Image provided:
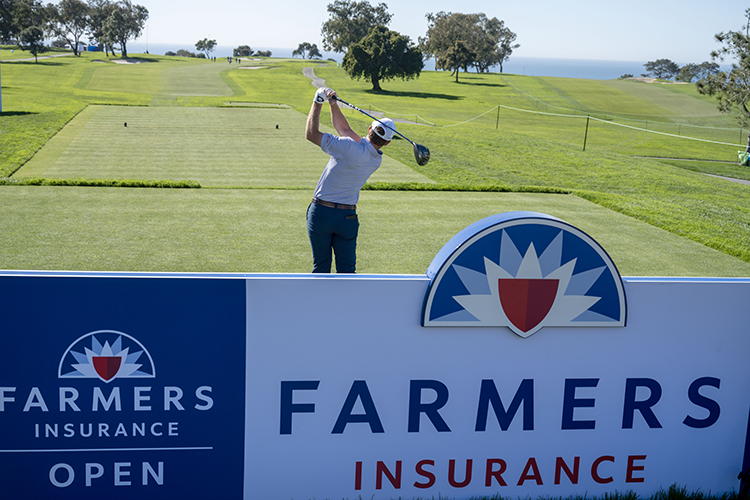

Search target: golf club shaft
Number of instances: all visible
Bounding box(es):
[333,96,416,146]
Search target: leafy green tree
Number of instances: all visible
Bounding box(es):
[443,40,476,82]
[88,0,117,55]
[697,61,720,79]
[1,0,15,42]
[321,0,391,54]
[293,42,323,59]
[420,11,518,75]
[308,43,322,59]
[697,25,750,152]
[234,45,253,57]
[643,58,680,80]
[195,38,216,59]
[494,23,520,73]
[175,49,198,57]
[342,25,422,91]
[676,62,719,83]
[255,50,271,57]
[53,0,90,56]
[5,0,53,44]
[677,63,700,82]
[101,0,147,58]
[19,24,47,61]
[292,41,312,58]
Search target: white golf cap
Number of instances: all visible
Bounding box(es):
[371,118,396,141]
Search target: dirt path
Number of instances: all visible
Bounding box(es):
[705,173,750,186]
[5,52,73,62]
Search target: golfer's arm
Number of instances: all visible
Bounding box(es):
[330,100,361,141]
[305,103,324,146]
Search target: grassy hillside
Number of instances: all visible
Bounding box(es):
[1,49,749,274]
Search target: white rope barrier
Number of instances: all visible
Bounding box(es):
[354,100,744,148]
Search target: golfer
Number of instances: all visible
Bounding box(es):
[305,87,395,273]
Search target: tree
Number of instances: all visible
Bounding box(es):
[443,40,475,82]
[195,38,216,59]
[255,50,271,57]
[88,0,117,55]
[101,0,147,58]
[308,43,322,59]
[677,63,700,82]
[321,0,391,54]
[234,45,253,57]
[1,0,15,43]
[292,41,312,58]
[175,49,198,57]
[494,24,520,73]
[293,42,323,59]
[53,0,90,56]
[420,11,518,75]
[643,58,680,80]
[676,62,719,83]
[697,24,750,152]
[19,24,47,61]
[698,61,720,79]
[342,25,422,91]
[5,0,54,44]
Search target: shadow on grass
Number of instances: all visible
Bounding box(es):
[455,80,507,88]
[451,75,508,88]
[0,111,37,116]
[3,60,66,66]
[365,89,462,100]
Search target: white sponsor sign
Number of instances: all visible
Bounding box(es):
[244,275,750,499]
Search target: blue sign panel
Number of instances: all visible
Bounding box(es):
[0,276,246,499]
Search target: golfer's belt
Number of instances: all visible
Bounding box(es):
[312,198,356,210]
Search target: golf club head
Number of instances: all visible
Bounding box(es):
[414,143,430,166]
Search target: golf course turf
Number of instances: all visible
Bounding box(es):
[0,48,749,276]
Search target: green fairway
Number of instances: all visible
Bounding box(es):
[2,186,748,276]
[83,57,235,96]
[15,105,430,187]
[1,53,749,276]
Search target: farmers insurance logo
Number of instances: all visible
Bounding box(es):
[422,212,626,337]
[58,330,156,383]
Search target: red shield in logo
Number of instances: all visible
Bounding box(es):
[93,356,122,381]
[498,278,559,334]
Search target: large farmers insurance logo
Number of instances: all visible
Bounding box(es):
[58,330,156,383]
[422,212,626,337]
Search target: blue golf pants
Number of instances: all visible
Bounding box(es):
[306,202,359,273]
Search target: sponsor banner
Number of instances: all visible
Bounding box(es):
[244,275,750,499]
[0,276,246,500]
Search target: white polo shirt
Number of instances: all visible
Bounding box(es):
[312,133,383,206]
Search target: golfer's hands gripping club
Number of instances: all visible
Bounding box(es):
[314,87,336,104]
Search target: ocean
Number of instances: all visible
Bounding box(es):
[126,42,704,81]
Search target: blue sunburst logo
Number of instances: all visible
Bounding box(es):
[58,330,156,383]
[422,212,627,338]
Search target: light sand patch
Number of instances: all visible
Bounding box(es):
[239,66,278,70]
[625,77,688,84]
[111,58,147,64]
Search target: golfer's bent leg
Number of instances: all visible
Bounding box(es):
[306,203,334,273]
[332,211,359,273]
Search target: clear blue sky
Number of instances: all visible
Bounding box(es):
[137,0,748,63]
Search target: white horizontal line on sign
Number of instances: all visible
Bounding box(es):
[0,447,213,453]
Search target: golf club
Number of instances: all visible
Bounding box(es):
[332,96,430,166]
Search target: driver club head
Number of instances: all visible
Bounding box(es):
[413,143,430,166]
